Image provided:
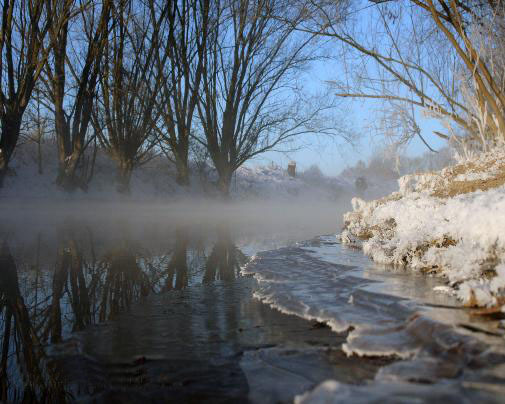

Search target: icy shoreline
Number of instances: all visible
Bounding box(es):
[242,237,505,403]
[340,148,505,309]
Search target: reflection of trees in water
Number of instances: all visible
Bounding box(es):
[0,242,66,402]
[161,226,249,290]
[35,236,151,342]
[164,227,189,291]
[0,226,248,401]
[97,243,150,321]
[203,227,247,284]
[0,233,154,402]
[44,238,92,343]
[156,226,248,290]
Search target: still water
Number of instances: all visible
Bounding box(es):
[1,201,504,403]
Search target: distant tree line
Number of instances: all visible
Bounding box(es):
[0,0,344,195]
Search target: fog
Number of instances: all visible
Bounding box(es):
[0,197,351,253]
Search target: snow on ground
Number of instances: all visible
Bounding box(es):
[340,147,505,309]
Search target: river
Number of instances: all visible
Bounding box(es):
[0,201,504,402]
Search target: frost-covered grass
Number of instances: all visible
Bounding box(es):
[341,147,505,309]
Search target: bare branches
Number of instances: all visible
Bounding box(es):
[150,0,211,186]
[0,0,54,186]
[92,0,164,193]
[196,0,336,195]
[421,0,505,139]
[295,0,505,150]
[44,0,113,191]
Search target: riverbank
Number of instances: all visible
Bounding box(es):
[340,147,505,310]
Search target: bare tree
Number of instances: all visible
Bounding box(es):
[0,0,53,187]
[43,0,112,191]
[197,0,339,195]
[92,0,165,193]
[295,0,505,149]
[150,0,210,186]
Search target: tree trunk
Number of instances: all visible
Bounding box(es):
[175,158,190,186]
[0,159,7,189]
[217,169,232,197]
[0,115,23,188]
[56,153,77,190]
[116,160,134,194]
[55,151,89,192]
[174,135,190,186]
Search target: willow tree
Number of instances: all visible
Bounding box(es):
[0,0,52,187]
[92,0,164,193]
[150,0,210,186]
[197,0,329,195]
[43,0,112,191]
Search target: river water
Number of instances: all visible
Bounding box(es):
[1,201,504,403]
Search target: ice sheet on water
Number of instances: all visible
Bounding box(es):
[242,238,431,336]
[240,347,336,404]
[242,237,505,402]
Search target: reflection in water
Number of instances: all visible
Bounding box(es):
[203,227,248,284]
[0,224,251,402]
[0,242,66,402]
[2,204,504,402]
[164,227,189,291]
[49,237,89,342]
[98,242,150,321]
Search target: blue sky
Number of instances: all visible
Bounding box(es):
[248,58,448,176]
[243,0,466,177]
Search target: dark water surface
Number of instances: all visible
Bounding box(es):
[1,202,504,403]
[0,202,388,403]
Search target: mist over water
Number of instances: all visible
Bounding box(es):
[0,198,349,250]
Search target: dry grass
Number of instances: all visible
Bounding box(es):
[432,159,505,198]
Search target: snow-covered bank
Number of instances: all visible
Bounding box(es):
[341,148,505,309]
